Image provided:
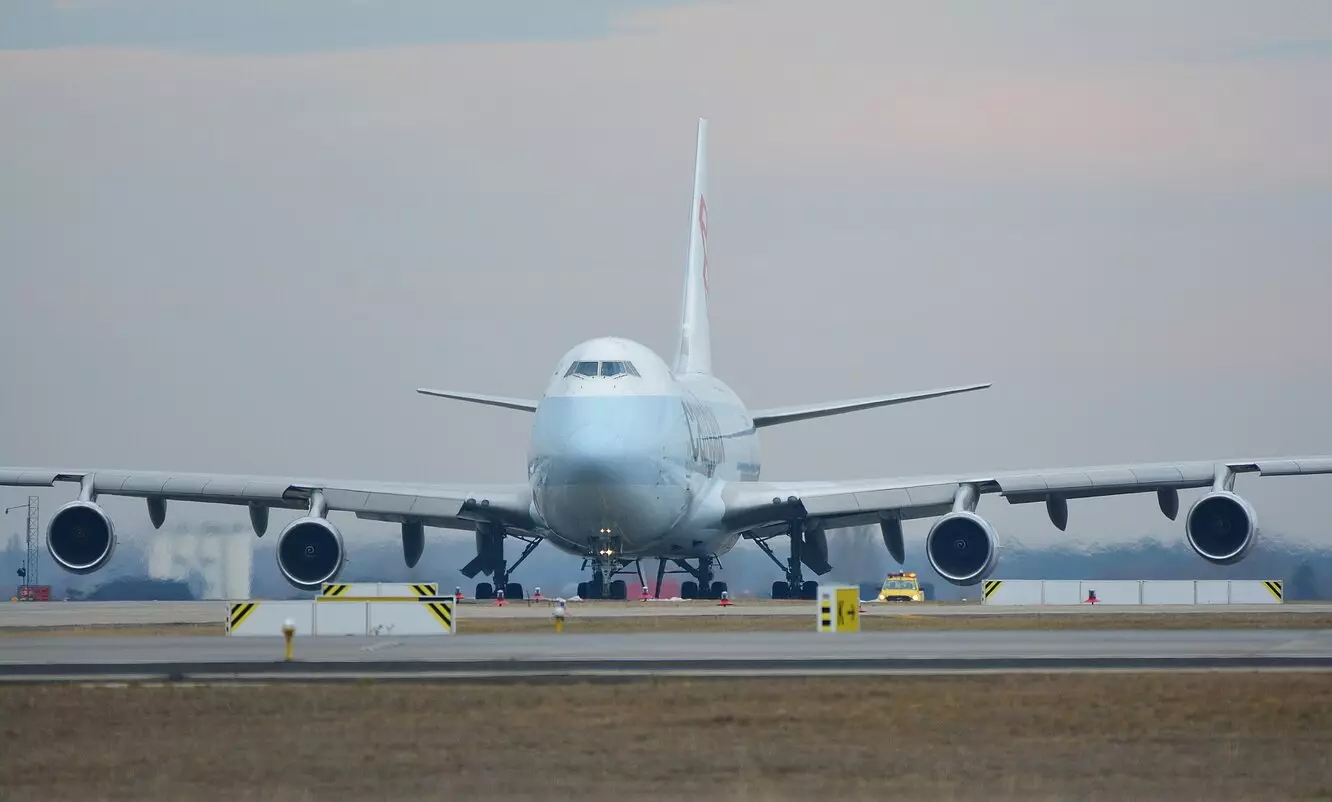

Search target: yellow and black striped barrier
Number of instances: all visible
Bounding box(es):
[227,601,258,632]
[226,596,456,635]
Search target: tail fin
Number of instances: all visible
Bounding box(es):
[674,117,712,375]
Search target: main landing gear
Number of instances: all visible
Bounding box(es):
[750,519,831,600]
[460,523,542,601]
[653,555,729,600]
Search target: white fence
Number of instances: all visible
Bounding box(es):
[226,597,457,635]
[981,579,1284,605]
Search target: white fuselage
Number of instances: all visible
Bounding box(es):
[526,337,759,560]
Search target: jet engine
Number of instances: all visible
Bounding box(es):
[275,516,345,590]
[1184,491,1257,565]
[925,511,999,585]
[47,500,117,574]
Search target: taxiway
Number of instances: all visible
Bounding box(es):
[1,628,1330,682]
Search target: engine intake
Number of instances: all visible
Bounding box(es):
[925,511,999,585]
[47,501,117,574]
[1185,491,1256,565]
[276,517,345,590]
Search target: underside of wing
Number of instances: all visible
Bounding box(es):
[0,466,535,593]
[720,455,1332,588]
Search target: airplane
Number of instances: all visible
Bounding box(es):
[4,117,1332,602]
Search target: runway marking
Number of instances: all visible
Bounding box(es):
[360,641,403,652]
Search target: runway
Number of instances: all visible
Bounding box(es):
[2,628,1330,682]
[3,599,1330,628]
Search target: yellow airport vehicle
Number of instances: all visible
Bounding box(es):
[877,571,925,602]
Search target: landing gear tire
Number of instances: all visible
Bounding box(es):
[476,582,494,600]
[681,580,698,600]
[801,580,818,600]
[504,582,524,601]
[771,581,789,600]
[710,581,728,600]
[577,581,588,599]
[609,579,627,600]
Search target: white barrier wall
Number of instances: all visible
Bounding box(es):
[320,582,439,598]
[981,579,1284,605]
[227,598,457,635]
[1140,580,1196,605]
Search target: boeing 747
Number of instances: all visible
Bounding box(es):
[5,119,1331,600]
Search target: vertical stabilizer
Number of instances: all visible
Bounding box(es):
[674,118,713,375]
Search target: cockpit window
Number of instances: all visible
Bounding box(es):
[564,360,640,378]
[565,361,600,378]
[600,361,639,377]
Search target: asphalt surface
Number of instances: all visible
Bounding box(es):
[1,628,1330,681]
[4,599,1330,627]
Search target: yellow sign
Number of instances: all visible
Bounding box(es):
[834,586,860,633]
[816,585,862,633]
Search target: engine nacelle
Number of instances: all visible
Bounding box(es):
[1185,491,1257,565]
[925,511,999,585]
[47,500,117,575]
[275,516,345,590]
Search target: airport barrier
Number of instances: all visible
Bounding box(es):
[320,582,438,598]
[226,597,456,635]
[980,579,1283,605]
[816,584,861,633]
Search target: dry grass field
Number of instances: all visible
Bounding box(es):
[1,673,1329,801]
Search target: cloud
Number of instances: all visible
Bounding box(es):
[3,0,705,53]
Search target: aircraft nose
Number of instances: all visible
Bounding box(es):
[534,424,684,547]
[546,426,625,486]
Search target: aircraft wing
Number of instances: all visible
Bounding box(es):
[749,383,991,428]
[0,467,535,532]
[721,456,1332,534]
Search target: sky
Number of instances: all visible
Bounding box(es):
[2,0,1332,582]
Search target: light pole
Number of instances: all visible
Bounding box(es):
[5,496,40,593]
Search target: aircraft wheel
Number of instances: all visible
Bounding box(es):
[577,581,588,599]
[801,580,818,600]
[771,581,789,600]
[681,580,698,600]
[504,583,524,601]
[711,581,728,599]
[475,582,494,600]
[609,579,627,600]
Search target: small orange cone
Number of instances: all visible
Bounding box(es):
[717,591,733,607]
[533,586,543,602]
[454,587,464,602]
[641,585,651,602]
[494,589,507,606]
[1083,589,1098,604]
